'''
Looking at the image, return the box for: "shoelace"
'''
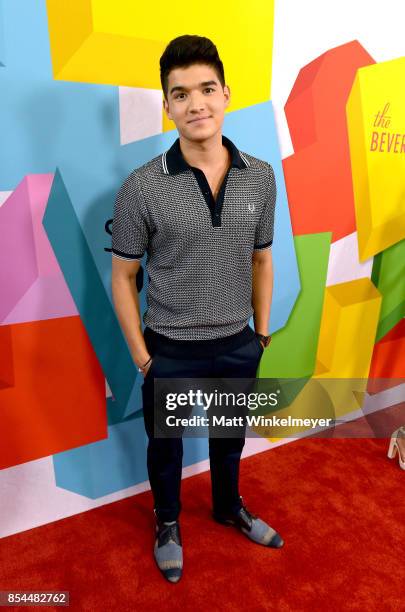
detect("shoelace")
[240,503,258,524]
[158,522,181,546]
[239,496,258,521]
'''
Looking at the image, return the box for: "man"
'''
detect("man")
[111,35,282,584]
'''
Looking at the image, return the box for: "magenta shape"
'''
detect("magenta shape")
[2,276,77,324]
[27,174,60,277]
[0,178,38,321]
[0,175,78,324]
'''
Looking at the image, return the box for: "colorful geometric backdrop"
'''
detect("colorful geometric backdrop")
[0,0,404,537]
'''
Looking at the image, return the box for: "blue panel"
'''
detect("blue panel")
[0,1,5,67]
[53,418,208,498]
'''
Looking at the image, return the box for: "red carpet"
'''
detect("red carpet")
[1,438,404,611]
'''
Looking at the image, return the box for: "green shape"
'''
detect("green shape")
[259,232,332,378]
[372,238,405,342]
[43,169,139,423]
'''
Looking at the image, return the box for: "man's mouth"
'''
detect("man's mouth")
[188,116,211,123]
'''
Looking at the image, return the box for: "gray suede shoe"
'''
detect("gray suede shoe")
[154,515,183,583]
[213,496,284,548]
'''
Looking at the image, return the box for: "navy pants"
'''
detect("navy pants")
[141,327,263,522]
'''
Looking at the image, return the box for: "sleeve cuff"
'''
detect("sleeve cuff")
[253,240,272,250]
[112,248,144,261]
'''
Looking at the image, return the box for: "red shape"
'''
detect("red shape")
[0,326,14,390]
[0,316,107,469]
[283,40,375,242]
[367,318,405,394]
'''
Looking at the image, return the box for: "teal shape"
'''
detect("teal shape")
[43,169,139,422]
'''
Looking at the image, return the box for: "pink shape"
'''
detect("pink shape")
[3,276,77,324]
[0,179,38,321]
[0,175,78,325]
[27,174,60,277]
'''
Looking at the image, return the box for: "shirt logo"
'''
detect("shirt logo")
[248,204,255,213]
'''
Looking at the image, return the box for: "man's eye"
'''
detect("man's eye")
[204,88,214,93]
[175,93,186,99]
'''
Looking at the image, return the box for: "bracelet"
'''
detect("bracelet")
[138,356,152,373]
[255,333,272,348]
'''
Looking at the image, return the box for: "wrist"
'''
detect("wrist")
[137,355,152,373]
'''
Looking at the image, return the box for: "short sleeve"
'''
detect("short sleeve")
[254,163,277,250]
[111,172,150,261]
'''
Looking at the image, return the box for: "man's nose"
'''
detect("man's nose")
[188,92,206,112]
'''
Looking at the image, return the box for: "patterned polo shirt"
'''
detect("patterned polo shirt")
[111,134,277,341]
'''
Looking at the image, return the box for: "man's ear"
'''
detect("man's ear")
[163,97,172,121]
[224,84,231,109]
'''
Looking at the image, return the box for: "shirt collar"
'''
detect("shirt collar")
[162,134,250,175]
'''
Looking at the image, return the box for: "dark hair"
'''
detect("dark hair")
[160,35,225,99]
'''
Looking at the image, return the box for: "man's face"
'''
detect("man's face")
[163,63,230,142]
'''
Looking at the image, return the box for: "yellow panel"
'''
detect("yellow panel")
[315,278,381,379]
[46,0,274,120]
[310,278,381,419]
[53,33,165,89]
[46,0,93,75]
[347,57,405,260]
